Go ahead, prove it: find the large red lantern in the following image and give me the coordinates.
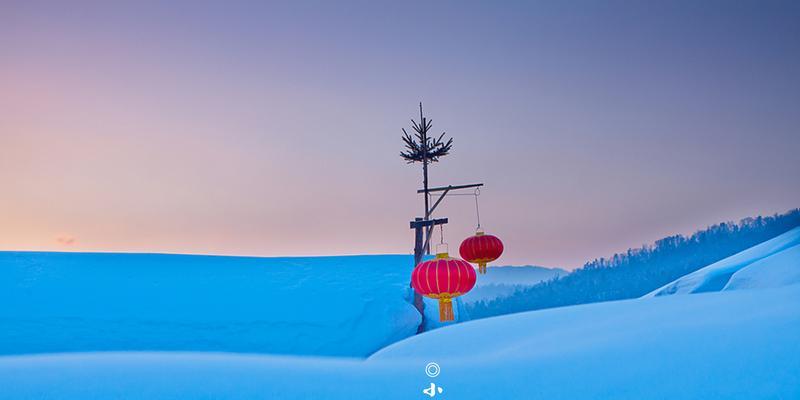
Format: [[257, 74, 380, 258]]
[[411, 252, 477, 322], [459, 229, 504, 274]]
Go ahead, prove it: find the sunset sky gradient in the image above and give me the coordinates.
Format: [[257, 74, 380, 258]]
[[2, 1, 799, 268]]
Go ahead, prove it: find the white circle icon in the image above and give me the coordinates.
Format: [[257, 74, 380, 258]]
[[425, 362, 441, 378]]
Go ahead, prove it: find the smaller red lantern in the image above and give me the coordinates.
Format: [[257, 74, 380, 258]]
[[411, 252, 477, 322], [459, 229, 504, 274]]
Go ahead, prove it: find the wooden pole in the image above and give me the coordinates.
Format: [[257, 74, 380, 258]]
[[412, 217, 425, 333], [409, 217, 447, 333]]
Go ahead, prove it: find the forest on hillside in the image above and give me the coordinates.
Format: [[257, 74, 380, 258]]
[[466, 209, 800, 319]]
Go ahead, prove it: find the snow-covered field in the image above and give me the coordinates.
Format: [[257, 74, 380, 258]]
[[0, 252, 420, 357], [1, 233, 798, 399], [2, 273, 797, 399]]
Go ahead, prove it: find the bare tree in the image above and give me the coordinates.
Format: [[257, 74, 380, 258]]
[[400, 102, 453, 232]]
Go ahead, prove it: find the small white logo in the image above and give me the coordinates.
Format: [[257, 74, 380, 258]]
[[422, 383, 444, 397], [425, 362, 440, 378]]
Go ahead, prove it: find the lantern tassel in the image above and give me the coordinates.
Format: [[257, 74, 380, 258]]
[[479, 262, 487, 274], [438, 297, 454, 322]]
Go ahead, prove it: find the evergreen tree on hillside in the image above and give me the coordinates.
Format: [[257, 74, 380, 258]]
[[467, 209, 800, 319]]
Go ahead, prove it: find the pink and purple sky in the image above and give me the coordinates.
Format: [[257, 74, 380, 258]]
[[2, 1, 799, 268]]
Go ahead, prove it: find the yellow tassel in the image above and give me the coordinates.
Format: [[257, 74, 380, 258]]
[[439, 297, 454, 322], [479, 262, 487, 274]]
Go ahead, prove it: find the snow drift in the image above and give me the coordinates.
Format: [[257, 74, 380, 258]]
[[725, 243, 800, 290], [0, 252, 420, 357], [645, 226, 800, 297]]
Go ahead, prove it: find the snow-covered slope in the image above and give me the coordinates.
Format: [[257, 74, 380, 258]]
[[2, 283, 797, 399], [0, 252, 420, 357], [645, 227, 800, 297], [422, 265, 564, 330]]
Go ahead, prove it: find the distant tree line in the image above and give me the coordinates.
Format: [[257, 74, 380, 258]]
[[466, 208, 800, 319]]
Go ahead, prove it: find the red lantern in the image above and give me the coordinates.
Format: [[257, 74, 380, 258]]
[[459, 229, 504, 274], [411, 252, 477, 322]]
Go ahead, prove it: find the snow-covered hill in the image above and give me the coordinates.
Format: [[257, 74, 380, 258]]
[[0, 252, 420, 357], [644, 226, 800, 297]]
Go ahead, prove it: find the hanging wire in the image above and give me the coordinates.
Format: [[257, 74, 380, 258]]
[[473, 187, 482, 230], [426, 186, 484, 236]]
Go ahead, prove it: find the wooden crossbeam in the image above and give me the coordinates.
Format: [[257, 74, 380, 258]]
[[409, 218, 448, 229], [417, 183, 483, 194]]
